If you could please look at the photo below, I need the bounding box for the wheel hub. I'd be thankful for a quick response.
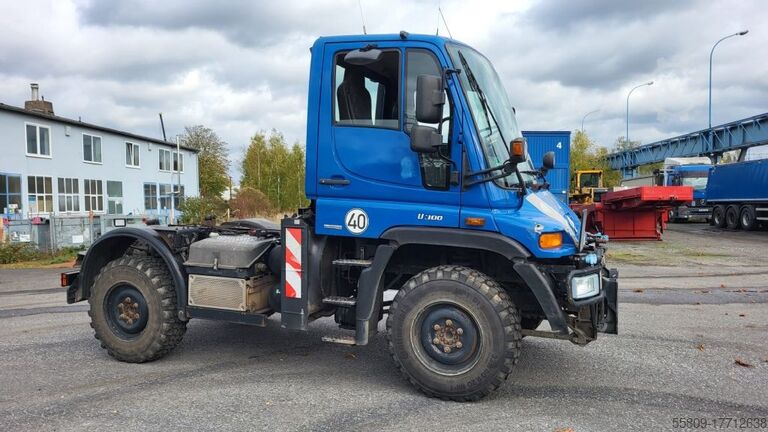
[117,296,141,325]
[431,319,464,353]
[418,304,480,368]
[105,284,149,339]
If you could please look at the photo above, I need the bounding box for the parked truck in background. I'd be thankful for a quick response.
[708,158,768,230]
[523,131,571,204]
[660,157,712,222]
[62,33,618,401]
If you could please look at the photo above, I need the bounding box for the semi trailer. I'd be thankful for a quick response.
[62,32,618,401]
[708,158,768,230]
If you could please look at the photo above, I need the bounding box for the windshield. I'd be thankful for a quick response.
[681,176,708,190]
[580,173,601,188]
[446,44,535,187]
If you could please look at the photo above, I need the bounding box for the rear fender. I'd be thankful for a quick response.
[68,227,188,319]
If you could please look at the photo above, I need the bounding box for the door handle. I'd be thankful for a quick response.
[319,178,351,186]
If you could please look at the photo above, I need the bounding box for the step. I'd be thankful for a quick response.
[332,259,372,267]
[322,296,357,307]
[321,335,356,345]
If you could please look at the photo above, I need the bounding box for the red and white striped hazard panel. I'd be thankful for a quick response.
[284,227,302,299]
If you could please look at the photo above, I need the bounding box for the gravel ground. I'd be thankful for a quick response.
[0,223,766,431]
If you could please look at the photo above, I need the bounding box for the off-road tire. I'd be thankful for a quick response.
[88,255,186,362]
[386,265,522,401]
[725,205,740,230]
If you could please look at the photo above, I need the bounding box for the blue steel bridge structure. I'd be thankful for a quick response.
[606,112,768,177]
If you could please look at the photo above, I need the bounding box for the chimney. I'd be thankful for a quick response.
[24,83,54,115]
[30,83,39,101]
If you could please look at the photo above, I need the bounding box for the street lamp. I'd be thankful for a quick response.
[709,30,748,129]
[581,109,600,132]
[626,81,654,146]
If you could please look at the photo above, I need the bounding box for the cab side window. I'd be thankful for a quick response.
[405,49,451,190]
[334,50,400,129]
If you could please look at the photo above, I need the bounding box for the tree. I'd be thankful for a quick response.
[230,187,273,218]
[178,196,227,224]
[241,130,308,212]
[570,131,622,188]
[179,125,230,199]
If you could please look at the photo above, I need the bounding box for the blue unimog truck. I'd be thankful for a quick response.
[63,32,618,401]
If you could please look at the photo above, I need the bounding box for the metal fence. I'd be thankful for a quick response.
[2,215,101,252]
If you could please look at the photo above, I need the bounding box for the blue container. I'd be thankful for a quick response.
[523,131,571,203]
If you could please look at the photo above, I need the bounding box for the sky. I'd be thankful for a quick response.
[1,0,766,179]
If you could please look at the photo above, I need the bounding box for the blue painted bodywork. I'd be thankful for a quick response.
[706,159,768,203]
[523,131,571,204]
[667,164,711,201]
[305,34,582,259]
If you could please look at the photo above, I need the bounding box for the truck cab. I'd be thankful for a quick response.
[661,157,713,221]
[63,33,618,401]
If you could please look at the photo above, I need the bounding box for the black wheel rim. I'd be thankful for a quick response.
[413,303,481,375]
[104,283,149,340]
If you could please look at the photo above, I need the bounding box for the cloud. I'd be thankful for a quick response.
[0,0,765,184]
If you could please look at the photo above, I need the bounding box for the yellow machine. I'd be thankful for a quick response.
[570,170,606,204]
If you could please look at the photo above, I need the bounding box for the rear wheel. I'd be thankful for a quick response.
[88,255,187,362]
[386,266,521,401]
[740,205,757,231]
[725,205,740,230]
[711,205,726,228]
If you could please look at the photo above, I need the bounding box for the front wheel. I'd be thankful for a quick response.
[386,266,522,401]
[88,255,187,362]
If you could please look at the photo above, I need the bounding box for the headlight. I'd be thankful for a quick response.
[571,273,600,299]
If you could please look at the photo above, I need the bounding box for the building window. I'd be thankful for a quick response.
[107,181,123,214]
[83,134,102,163]
[159,183,173,209]
[26,123,51,157]
[0,173,22,213]
[174,184,185,208]
[57,177,80,212]
[159,149,172,171]
[126,142,140,167]
[144,183,158,210]
[159,149,183,172]
[173,152,184,172]
[83,179,104,212]
[27,176,53,213]
[159,184,185,209]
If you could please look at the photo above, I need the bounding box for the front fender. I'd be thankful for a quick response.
[68,227,188,319]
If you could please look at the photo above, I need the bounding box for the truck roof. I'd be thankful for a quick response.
[663,157,712,167]
[314,33,463,47]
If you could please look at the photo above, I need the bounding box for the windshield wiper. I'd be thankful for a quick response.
[458,50,526,193]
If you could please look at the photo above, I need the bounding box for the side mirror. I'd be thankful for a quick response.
[542,151,555,170]
[344,48,383,66]
[410,125,441,153]
[415,75,445,123]
[509,137,527,164]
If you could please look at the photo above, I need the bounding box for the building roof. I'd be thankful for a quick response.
[0,102,198,153]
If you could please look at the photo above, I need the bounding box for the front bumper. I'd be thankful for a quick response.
[515,259,618,341]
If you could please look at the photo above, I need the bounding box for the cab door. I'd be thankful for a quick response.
[314,42,461,238]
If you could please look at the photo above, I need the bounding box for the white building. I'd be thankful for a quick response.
[0,84,199,221]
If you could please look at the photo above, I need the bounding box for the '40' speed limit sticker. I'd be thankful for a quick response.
[344,208,368,234]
